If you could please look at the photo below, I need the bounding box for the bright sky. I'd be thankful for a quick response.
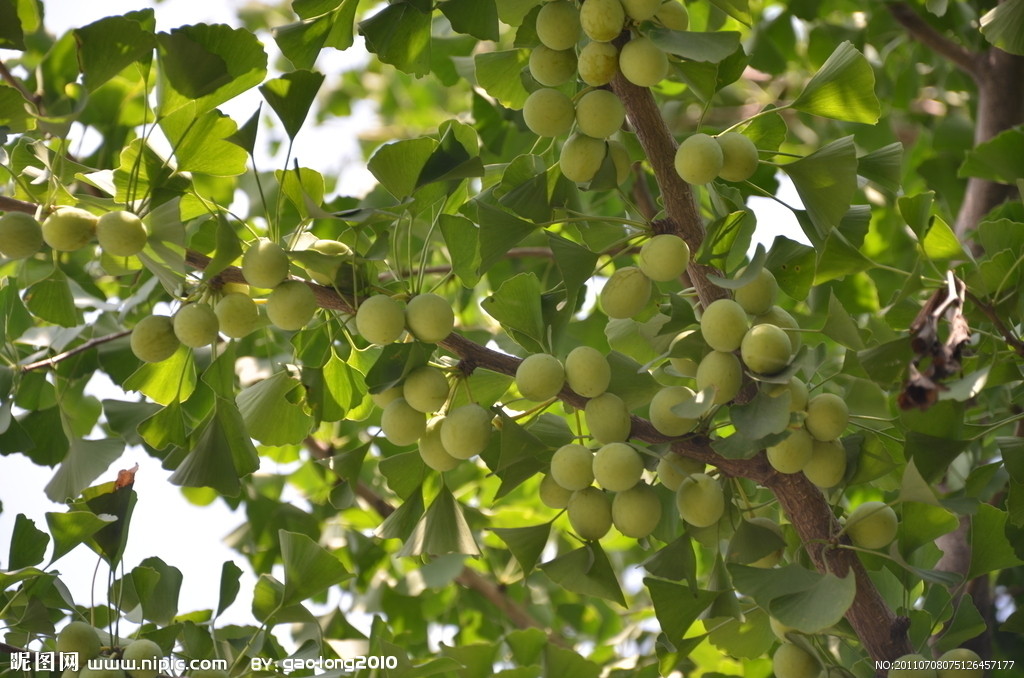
[0,0,805,649]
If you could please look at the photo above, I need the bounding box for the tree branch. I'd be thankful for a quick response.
[0,195,39,215]
[19,330,132,372]
[887,3,978,77]
[610,71,727,309]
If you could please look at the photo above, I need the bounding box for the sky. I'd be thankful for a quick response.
[0,0,806,650]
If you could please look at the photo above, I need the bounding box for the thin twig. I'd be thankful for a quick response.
[888,3,978,78]
[20,330,133,372]
[0,60,37,106]
[964,289,1024,357]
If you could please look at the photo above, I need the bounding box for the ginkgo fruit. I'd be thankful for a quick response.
[804,393,849,441]
[381,398,426,446]
[845,501,898,550]
[638,234,690,281]
[675,473,724,527]
[56,621,101,661]
[578,41,618,86]
[523,88,576,137]
[96,210,147,256]
[405,293,454,343]
[123,638,163,678]
[593,442,644,492]
[584,392,632,444]
[700,298,749,351]
[649,386,698,436]
[550,443,595,491]
[371,385,403,409]
[567,487,613,540]
[715,132,759,182]
[356,295,405,345]
[767,428,813,474]
[787,377,809,411]
[656,455,703,491]
[675,133,724,185]
[936,648,982,678]
[564,345,611,398]
[173,303,220,348]
[559,133,607,183]
[619,37,669,87]
[266,280,317,330]
[0,212,44,258]
[418,417,460,472]
[42,206,97,252]
[540,473,573,509]
[403,366,449,413]
[516,353,565,401]
[131,316,180,363]
[655,0,689,29]
[214,293,261,338]
[772,642,821,678]
[622,0,661,21]
[600,266,652,319]
[734,267,778,315]
[241,238,289,289]
[803,439,846,489]
[306,238,352,285]
[529,45,578,86]
[575,89,625,139]
[580,0,625,41]
[740,323,792,375]
[440,404,493,459]
[612,482,662,538]
[754,305,802,353]
[695,350,742,404]
[536,0,581,51]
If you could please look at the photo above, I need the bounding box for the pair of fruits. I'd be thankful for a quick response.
[599,233,692,319]
[56,622,166,678]
[0,208,148,259]
[354,293,455,346]
[514,346,612,402]
[675,131,760,185]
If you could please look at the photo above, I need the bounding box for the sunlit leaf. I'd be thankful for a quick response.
[790,41,880,123]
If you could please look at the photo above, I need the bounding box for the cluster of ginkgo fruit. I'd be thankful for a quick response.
[54,621,226,678]
[524,0,687,184]
[524,0,760,188]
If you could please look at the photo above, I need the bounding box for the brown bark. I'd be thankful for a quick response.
[888,3,1024,244]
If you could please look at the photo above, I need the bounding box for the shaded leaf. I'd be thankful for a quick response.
[280,530,350,605]
[781,136,858,239]
[259,70,325,140]
[359,0,432,77]
[541,544,625,605]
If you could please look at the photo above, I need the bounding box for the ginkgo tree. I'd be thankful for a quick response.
[1,0,1024,677]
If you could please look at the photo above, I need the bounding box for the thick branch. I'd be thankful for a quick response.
[955,48,1024,241]
[0,195,39,215]
[887,3,978,76]
[610,72,727,309]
